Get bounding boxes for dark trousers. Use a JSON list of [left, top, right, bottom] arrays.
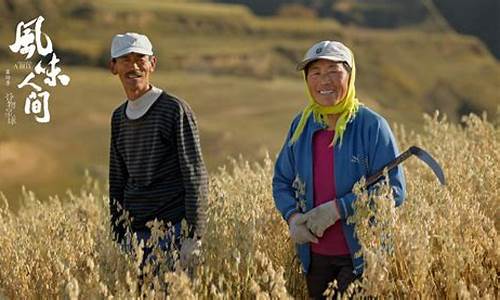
[[306, 254, 360, 299], [122, 223, 181, 271]]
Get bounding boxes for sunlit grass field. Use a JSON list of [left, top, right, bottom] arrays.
[[0, 111, 498, 298]]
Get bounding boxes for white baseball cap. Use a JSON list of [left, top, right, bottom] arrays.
[[296, 40, 353, 71], [110, 32, 153, 58]]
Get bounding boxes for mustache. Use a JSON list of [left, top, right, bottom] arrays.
[[126, 70, 144, 77]]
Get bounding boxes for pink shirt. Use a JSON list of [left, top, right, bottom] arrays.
[[311, 129, 350, 256]]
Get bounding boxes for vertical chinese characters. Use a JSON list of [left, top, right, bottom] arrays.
[[8, 16, 70, 123], [5, 69, 11, 87], [4, 68, 14, 125], [4, 93, 15, 125]]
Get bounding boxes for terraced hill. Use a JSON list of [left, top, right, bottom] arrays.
[[0, 0, 498, 204]]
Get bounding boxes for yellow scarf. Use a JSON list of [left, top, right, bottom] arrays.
[[290, 56, 361, 146]]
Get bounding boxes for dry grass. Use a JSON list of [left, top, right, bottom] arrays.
[[0, 111, 498, 298]]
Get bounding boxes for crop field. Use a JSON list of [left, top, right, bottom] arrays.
[[0, 112, 498, 298]]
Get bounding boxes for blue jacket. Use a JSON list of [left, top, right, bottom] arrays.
[[272, 106, 406, 275]]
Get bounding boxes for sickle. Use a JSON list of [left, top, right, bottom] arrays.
[[366, 146, 445, 186]]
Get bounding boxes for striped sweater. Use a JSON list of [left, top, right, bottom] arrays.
[[109, 91, 208, 241]]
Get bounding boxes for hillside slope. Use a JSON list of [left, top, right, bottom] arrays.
[[0, 0, 499, 202]]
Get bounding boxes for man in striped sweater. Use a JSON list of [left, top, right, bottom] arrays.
[[108, 32, 208, 268]]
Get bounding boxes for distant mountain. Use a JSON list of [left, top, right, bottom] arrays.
[[214, 0, 500, 59], [0, 0, 498, 200], [1, 0, 498, 125], [433, 0, 500, 59]]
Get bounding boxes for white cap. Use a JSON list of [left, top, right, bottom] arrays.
[[296, 40, 353, 71], [110, 32, 153, 58]]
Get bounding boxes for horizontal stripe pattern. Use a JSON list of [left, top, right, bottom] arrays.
[[109, 91, 208, 240]]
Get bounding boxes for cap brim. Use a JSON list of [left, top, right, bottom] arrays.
[[296, 56, 349, 71], [112, 47, 153, 58]]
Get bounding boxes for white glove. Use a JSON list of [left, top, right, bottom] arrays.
[[303, 200, 340, 238], [288, 213, 319, 244], [180, 238, 201, 269]]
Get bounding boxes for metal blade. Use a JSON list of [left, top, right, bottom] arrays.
[[365, 148, 413, 186], [409, 146, 446, 185], [365, 146, 446, 187]]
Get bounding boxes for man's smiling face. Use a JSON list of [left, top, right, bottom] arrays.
[[110, 52, 157, 100]]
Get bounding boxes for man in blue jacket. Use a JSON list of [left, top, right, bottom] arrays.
[[272, 40, 406, 298]]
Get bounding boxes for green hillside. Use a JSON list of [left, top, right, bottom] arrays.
[[0, 0, 499, 205]]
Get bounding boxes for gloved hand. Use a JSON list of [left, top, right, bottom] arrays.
[[288, 213, 319, 244], [303, 200, 340, 238], [180, 238, 202, 269]]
